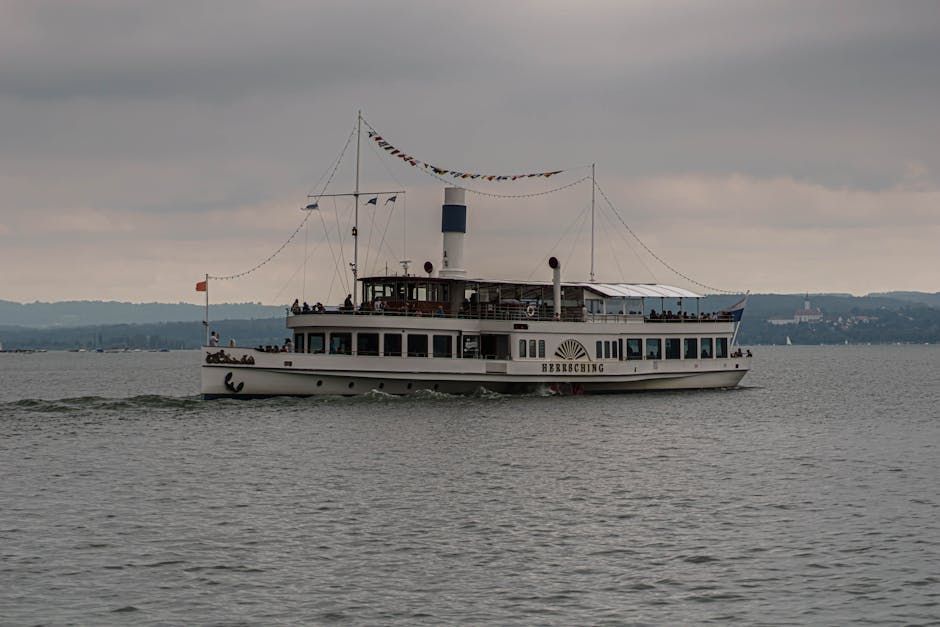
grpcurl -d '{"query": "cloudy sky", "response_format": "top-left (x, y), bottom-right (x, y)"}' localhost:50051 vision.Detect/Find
top-left (2, 0), bottom-right (939, 305)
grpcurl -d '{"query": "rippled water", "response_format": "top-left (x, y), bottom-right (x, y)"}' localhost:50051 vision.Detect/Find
top-left (1, 347), bottom-right (939, 625)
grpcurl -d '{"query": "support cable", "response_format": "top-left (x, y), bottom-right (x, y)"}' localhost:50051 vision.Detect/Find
top-left (209, 123), bottom-right (356, 282)
top-left (594, 179), bottom-right (740, 294)
top-left (524, 202), bottom-right (593, 280)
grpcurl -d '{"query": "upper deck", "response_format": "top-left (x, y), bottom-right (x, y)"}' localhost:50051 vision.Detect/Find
top-left (290, 275), bottom-right (733, 324)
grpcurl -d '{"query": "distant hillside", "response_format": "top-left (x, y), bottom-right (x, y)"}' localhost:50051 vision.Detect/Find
top-left (1, 293), bottom-right (938, 349)
top-left (0, 318), bottom-right (288, 351)
top-left (867, 291), bottom-right (940, 308)
top-left (0, 300), bottom-right (284, 328)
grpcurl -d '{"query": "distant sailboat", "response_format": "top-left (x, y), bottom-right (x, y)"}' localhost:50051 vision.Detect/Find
top-left (786, 336), bottom-right (792, 346)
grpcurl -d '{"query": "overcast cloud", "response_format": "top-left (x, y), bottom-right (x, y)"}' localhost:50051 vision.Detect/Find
top-left (2, 0), bottom-right (939, 304)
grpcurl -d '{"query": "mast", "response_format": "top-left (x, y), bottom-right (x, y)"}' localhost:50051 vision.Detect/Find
top-left (353, 110), bottom-right (361, 307)
top-left (204, 273), bottom-right (209, 346)
top-left (590, 163), bottom-right (596, 282)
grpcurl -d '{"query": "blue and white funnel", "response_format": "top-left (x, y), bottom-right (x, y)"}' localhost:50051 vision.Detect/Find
top-left (440, 187), bottom-right (467, 278)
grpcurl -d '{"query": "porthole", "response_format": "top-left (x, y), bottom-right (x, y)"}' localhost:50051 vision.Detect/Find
top-left (407, 382), bottom-right (413, 390)
top-left (433, 384), bottom-right (439, 391)
top-left (316, 380), bottom-right (323, 387)
top-left (378, 382), bottom-right (385, 390)
top-left (348, 381), bottom-right (355, 389)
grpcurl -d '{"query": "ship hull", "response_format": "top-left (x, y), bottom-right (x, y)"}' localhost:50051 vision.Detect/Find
top-left (201, 359), bottom-right (749, 399)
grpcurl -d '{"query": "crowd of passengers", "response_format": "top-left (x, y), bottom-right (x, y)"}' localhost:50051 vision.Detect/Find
top-left (290, 297), bottom-right (732, 322)
top-left (291, 295), bottom-right (449, 317)
top-left (255, 339), bottom-right (294, 353)
top-left (648, 309), bottom-right (730, 321)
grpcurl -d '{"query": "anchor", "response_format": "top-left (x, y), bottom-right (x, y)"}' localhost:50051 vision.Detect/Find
top-left (224, 372), bottom-right (245, 393)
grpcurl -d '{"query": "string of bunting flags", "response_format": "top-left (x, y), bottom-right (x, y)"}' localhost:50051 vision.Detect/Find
top-left (364, 125), bottom-right (565, 182)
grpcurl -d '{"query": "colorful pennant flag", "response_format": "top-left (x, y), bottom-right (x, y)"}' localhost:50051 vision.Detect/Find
top-left (366, 127), bottom-right (566, 181)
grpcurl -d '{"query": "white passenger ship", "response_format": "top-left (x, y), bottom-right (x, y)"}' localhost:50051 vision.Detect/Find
top-left (201, 183), bottom-right (751, 398)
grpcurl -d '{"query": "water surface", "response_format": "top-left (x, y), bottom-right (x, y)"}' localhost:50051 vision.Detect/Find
top-left (1, 346), bottom-right (938, 624)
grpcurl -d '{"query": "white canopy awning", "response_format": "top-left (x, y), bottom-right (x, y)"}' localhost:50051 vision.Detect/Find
top-left (577, 283), bottom-right (701, 298)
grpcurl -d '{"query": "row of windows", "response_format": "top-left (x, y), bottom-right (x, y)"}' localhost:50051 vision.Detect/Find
top-left (597, 337), bottom-right (728, 360)
top-left (295, 331), bottom-right (729, 361)
top-left (518, 339), bottom-right (546, 359)
top-left (295, 332), bottom-right (457, 358)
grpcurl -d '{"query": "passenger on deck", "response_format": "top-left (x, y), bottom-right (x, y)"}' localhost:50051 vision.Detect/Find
top-left (291, 299), bottom-right (301, 315)
top-left (434, 305), bottom-right (445, 317)
top-left (343, 294), bottom-right (353, 311)
top-left (314, 302), bottom-right (325, 313)
top-left (282, 338), bottom-right (293, 352)
top-left (302, 301), bottom-right (311, 313)
top-left (209, 331), bottom-right (219, 347)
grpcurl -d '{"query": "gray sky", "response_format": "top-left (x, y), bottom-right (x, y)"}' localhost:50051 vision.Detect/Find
top-left (2, 0), bottom-right (939, 304)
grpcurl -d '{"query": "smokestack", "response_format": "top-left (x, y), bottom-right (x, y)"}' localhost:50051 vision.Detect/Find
top-left (439, 187), bottom-right (467, 278)
top-left (549, 257), bottom-right (561, 320)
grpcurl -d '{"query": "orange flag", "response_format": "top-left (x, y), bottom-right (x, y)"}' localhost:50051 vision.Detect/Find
top-left (195, 280), bottom-right (207, 292)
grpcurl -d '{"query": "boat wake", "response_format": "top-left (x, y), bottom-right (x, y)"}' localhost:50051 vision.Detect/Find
top-left (3, 394), bottom-right (205, 415)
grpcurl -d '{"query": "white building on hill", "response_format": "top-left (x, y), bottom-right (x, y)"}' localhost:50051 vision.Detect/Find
top-left (768, 295), bottom-right (824, 325)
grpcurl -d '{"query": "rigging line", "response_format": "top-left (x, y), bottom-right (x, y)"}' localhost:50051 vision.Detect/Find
top-left (270, 234), bottom-right (327, 305)
top-left (363, 200), bottom-right (377, 280)
top-left (594, 179), bottom-right (740, 295)
top-left (562, 201), bottom-right (594, 280)
top-left (307, 121), bottom-right (357, 197)
top-left (209, 124), bottom-right (356, 281)
top-left (331, 197), bottom-right (354, 295)
top-left (316, 206), bottom-right (347, 298)
top-left (363, 137), bottom-right (407, 275)
top-left (525, 202), bottom-right (593, 280)
top-left (337, 196), bottom-right (359, 296)
top-left (302, 219), bottom-right (309, 303)
top-left (375, 194), bottom-right (408, 274)
top-left (372, 199), bottom-right (399, 276)
top-left (599, 198), bottom-right (658, 283)
top-left (596, 207), bottom-right (627, 283)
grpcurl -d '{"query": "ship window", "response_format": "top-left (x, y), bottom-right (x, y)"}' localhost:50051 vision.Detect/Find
top-left (604, 341), bottom-right (611, 359)
top-left (519, 339), bottom-right (527, 358)
top-left (462, 335), bottom-right (479, 358)
top-left (308, 333), bottom-right (325, 354)
top-left (715, 337), bottom-right (728, 359)
top-left (357, 332), bottom-right (379, 356)
top-left (646, 338), bottom-right (662, 360)
top-left (480, 334), bottom-right (510, 360)
top-left (596, 340), bottom-right (603, 359)
top-left (701, 338), bottom-right (713, 359)
top-left (529, 340), bottom-right (536, 358)
top-left (538, 340), bottom-right (545, 358)
top-left (294, 333), bottom-right (305, 354)
top-left (665, 338), bottom-right (681, 359)
top-left (407, 334), bottom-right (428, 357)
top-left (433, 335), bottom-right (452, 358)
top-left (329, 332), bottom-right (352, 355)
top-left (684, 338), bottom-right (698, 360)
top-left (626, 338), bottom-right (642, 360)
top-left (384, 333), bottom-right (402, 357)
top-left (616, 339), bottom-right (622, 360)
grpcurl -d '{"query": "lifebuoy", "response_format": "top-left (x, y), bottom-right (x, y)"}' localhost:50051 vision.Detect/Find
top-left (525, 304), bottom-right (536, 318)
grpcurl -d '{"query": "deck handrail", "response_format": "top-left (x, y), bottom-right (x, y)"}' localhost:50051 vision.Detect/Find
top-left (287, 308), bottom-right (733, 324)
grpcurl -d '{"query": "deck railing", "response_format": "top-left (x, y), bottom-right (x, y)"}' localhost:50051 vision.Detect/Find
top-left (288, 307), bottom-right (733, 324)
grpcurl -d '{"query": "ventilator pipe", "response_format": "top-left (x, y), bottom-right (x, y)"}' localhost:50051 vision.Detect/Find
top-left (549, 256), bottom-right (561, 320)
